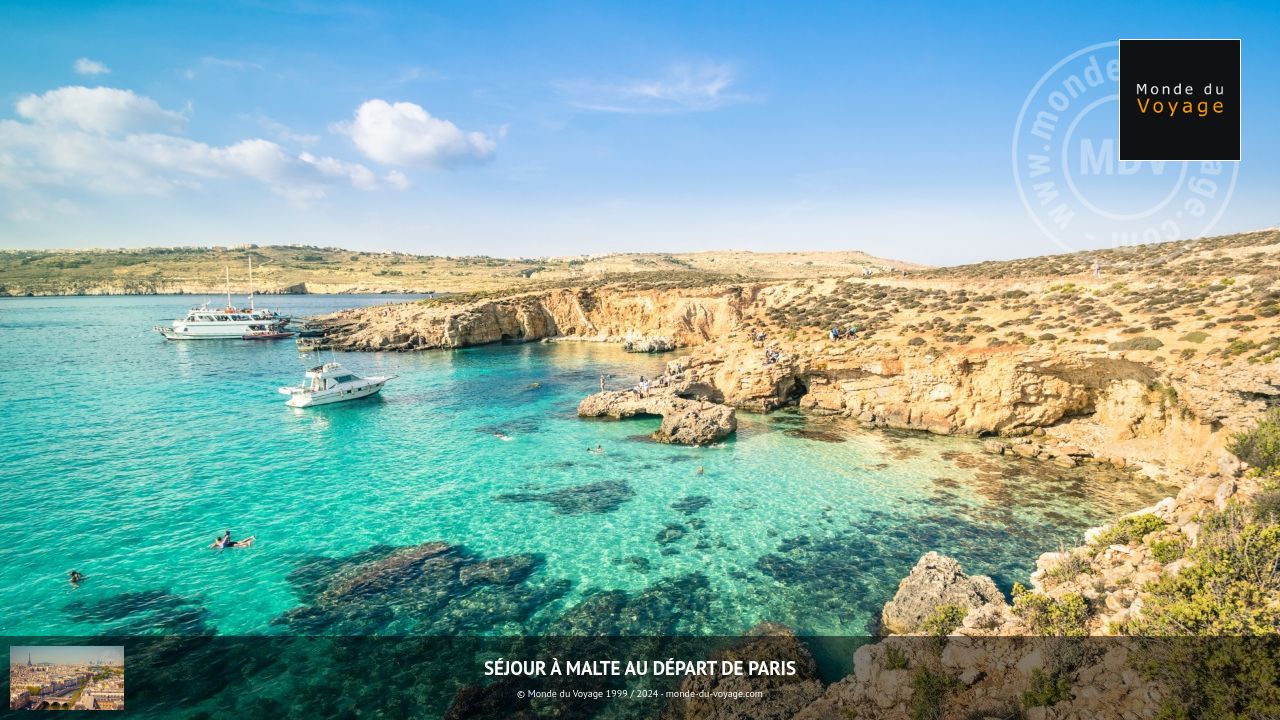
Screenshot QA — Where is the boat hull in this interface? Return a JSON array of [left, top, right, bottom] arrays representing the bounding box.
[[158, 328, 255, 340], [285, 381, 386, 408]]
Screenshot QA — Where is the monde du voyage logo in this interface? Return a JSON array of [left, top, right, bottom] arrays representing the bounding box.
[[1013, 40, 1240, 252], [1120, 39, 1241, 161]]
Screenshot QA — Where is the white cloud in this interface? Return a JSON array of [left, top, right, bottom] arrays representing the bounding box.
[[0, 85, 394, 203], [384, 170, 410, 190], [201, 56, 262, 71], [335, 99, 496, 168], [73, 58, 111, 76], [182, 56, 263, 80], [557, 62, 747, 114], [17, 86, 186, 135], [252, 115, 321, 145]]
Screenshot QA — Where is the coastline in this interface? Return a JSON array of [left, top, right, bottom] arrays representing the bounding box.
[[297, 229, 1280, 714]]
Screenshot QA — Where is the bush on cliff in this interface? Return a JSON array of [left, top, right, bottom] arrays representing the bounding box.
[[1127, 503, 1280, 636], [1011, 584, 1088, 636], [921, 604, 966, 641], [1108, 336, 1164, 351], [1228, 408, 1280, 475], [909, 665, 959, 720], [1149, 538, 1185, 564], [1092, 514, 1166, 548], [1124, 500, 1280, 719], [1022, 668, 1072, 709]]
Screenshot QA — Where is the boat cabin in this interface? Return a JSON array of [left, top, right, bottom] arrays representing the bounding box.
[[305, 363, 363, 391]]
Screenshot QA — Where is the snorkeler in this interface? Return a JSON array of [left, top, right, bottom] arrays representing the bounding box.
[[68, 570, 84, 587]]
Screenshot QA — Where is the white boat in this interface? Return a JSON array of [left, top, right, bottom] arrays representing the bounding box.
[[277, 362, 393, 407], [155, 305, 289, 339], [154, 260, 290, 340]]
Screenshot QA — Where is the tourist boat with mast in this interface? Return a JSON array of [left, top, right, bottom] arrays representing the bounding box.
[[154, 258, 291, 340]]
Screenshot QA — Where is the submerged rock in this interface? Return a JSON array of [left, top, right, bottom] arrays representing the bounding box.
[[784, 428, 848, 443], [496, 479, 635, 514], [880, 551, 1005, 634], [457, 553, 541, 587], [64, 589, 216, 635], [671, 495, 713, 515], [655, 523, 688, 545], [275, 541, 563, 635]]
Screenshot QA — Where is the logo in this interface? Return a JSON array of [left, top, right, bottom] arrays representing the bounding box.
[[1119, 39, 1240, 161], [1012, 41, 1237, 252]]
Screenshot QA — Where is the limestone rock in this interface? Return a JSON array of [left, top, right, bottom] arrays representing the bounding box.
[[577, 389, 736, 446], [623, 335, 677, 353], [881, 552, 1006, 634]]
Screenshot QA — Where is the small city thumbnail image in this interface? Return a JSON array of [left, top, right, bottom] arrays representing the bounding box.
[[9, 646, 124, 711]]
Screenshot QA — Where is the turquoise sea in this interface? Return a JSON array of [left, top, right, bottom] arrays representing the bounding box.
[[0, 295, 1176, 640]]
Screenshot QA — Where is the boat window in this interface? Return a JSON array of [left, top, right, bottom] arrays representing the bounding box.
[[233, 314, 250, 321], [216, 315, 230, 321], [331, 374, 358, 383]]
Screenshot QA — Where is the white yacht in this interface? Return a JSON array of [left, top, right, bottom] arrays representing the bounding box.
[[155, 305, 289, 339], [154, 261, 290, 340], [278, 362, 393, 407]]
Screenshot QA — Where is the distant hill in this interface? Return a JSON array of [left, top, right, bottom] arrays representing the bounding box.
[[0, 244, 920, 297]]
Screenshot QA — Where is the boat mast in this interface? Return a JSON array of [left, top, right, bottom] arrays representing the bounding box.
[[225, 266, 231, 309], [248, 255, 255, 311]]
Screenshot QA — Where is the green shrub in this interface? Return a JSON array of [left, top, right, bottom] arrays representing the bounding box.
[[1011, 585, 1089, 636], [884, 645, 908, 670], [909, 666, 959, 720], [1093, 514, 1166, 547], [1228, 408, 1280, 475], [1150, 538, 1185, 564], [1253, 489, 1280, 524], [921, 604, 967, 638], [1022, 667, 1072, 708], [1046, 552, 1090, 582], [1128, 504, 1280, 635], [1180, 331, 1209, 343], [1125, 502, 1280, 718], [1109, 336, 1164, 351]]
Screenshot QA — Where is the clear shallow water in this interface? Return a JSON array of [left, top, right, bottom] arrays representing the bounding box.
[[0, 295, 1175, 638]]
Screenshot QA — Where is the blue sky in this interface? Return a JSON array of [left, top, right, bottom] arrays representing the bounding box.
[[0, 1, 1276, 264], [10, 645, 124, 665]]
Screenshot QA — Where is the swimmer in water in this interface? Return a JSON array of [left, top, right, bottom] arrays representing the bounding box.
[[68, 570, 84, 587], [210, 531, 256, 549]]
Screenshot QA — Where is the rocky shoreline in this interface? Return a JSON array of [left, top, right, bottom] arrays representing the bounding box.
[[307, 231, 1280, 718]]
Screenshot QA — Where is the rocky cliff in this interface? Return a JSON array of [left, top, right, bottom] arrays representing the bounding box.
[[315, 284, 756, 351], [669, 340, 1278, 483]]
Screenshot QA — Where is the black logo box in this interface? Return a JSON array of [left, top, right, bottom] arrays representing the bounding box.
[[1119, 39, 1240, 161]]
